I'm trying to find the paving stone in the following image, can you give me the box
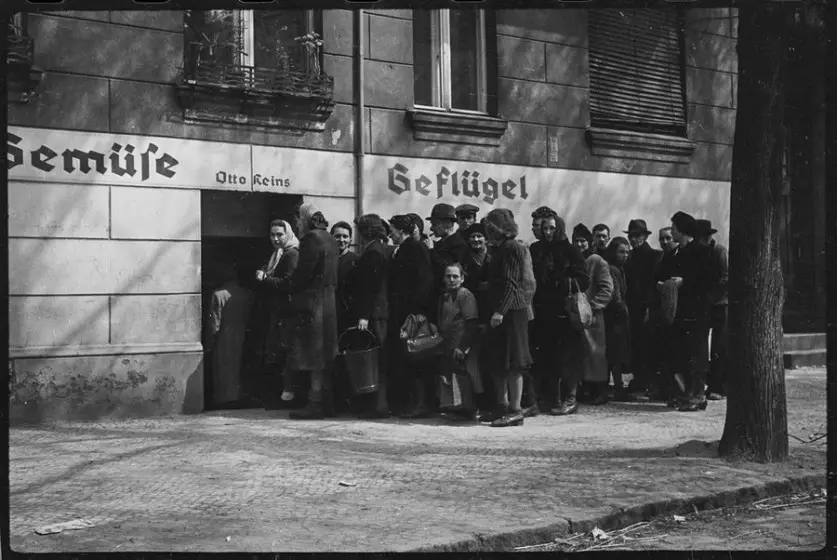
[9,369,826,552]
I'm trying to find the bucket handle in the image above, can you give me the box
[339,327,379,350]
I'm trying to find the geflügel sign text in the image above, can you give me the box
[388,162,529,205]
[7,127,354,197]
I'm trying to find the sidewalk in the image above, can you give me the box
[9,368,826,553]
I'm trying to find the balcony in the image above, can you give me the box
[176,59,335,131]
[7,31,43,103]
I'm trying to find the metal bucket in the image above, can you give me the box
[339,328,380,396]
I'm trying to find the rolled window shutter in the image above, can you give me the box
[589,8,687,135]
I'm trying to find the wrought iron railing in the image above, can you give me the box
[183,60,333,100]
[7,32,34,66]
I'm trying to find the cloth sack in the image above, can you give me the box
[565,278,594,330]
[438,370,473,411]
[660,279,679,325]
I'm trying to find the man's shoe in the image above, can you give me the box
[479,407,507,423]
[522,404,540,418]
[490,410,524,427]
[289,403,324,419]
[553,401,578,416]
[706,392,725,401]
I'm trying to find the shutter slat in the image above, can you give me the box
[588,8,686,129]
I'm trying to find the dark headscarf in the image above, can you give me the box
[671,211,697,237]
[463,222,486,238]
[572,223,593,244]
[407,213,424,235]
[389,215,413,234]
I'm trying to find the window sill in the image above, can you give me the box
[407,108,508,147]
[586,127,697,164]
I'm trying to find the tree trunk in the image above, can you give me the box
[718,3,792,463]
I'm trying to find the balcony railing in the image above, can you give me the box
[7,32,34,66]
[183,60,334,100]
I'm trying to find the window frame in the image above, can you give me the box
[235,10,316,69]
[413,8,489,116]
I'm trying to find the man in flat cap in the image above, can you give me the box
[622,219,662,401]
[665,211,716,412]
[427,203,468,287]
[455,204,479,232]
[694,219,728,401]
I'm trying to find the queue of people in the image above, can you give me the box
[208,201,729,427]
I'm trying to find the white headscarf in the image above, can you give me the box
[264,220,300,276]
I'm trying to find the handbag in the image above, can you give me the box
[565,278,594,330]
[401,314,444,362]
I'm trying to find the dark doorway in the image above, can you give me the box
[201,190,303,410]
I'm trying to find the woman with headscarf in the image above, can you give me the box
[600,237,631,403]
[254,219,300,409]
[529,210,589,416]
[572,223,594,258]
[480,209,537,427]
[388,214,436,418]
[273,202,340,419]
[351,214,392,418]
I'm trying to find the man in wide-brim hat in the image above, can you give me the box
[693,219,728,402]
[666,210,715,412]
[426,203,468,287]
[621,218,662,402]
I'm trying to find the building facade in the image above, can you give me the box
[8,8,739,422]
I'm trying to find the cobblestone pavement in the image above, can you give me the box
[9,369,826,553]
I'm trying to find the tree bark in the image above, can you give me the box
[718,3,792,463]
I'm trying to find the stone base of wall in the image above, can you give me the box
[9,351,203,425]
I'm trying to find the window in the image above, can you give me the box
[408,10,507,145]
[178,10,334,129]
[586,8,695,161]
[184,10,317,77]
[414,9,488,113]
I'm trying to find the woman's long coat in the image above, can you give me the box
[248,248,299,369]
[581,253,614,383]
[605,263,632,367]
[279,227,340,372]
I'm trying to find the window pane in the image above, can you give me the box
[253,11,308,70]
[413,10,435,106]
[185,10,239,68]
[449,10,480,111]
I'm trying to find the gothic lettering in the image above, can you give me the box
[7,133,180,182]
[387,161,530,206]
[502,179,516,200]
[436,166,451,199]
[62,149,107,174]
[482,178,499,204]
[7,133,23,170]
[32,146,58,172]
[415,175,432,196]
[388,163,410,195]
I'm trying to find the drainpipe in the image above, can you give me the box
[354,9,365,220]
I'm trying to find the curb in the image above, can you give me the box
[411,472,826,552]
